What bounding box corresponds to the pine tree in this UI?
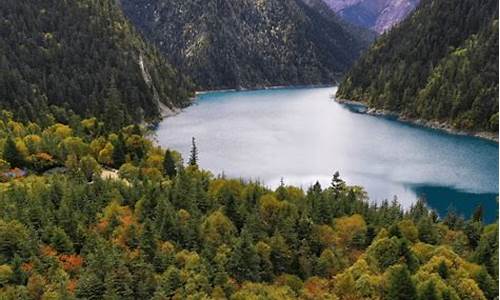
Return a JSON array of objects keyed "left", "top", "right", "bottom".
[
  {"left": 163, "top": 149, "right": 177, "bottom": 178},
  {"left": 331, "top": 171, "right": 345, "bottom": 194},
  {"left": 386, "top": 264, "right": 417, "bottom": 300},
  {"left": 140, "top": 219, "right": 157, "bottom": 263},
  {"left": 437, "top": 261, "right": 449, "bottom": 279},
  {"left": 76, "top": 272, "right": 105, "bottom": 300},
  {"left": 472, "top": 204, "right": 484, "bottom": 222},
  {"left": 228, "top": 230, "right": 260, "bottom": 282},
  {"left": 112, "top": 133, "right": 126, "bottom": 168},
  {"left": 475, "top": 267, "right": 497, "bottom": 300},
  {"left": 50, "top": 227, "right": 74, "bottom": 253},
  {"left": 188, "top": 137, "right": 198, "bottom": 166},
  {"left": 104, "top": 265, "right": 134, "bottom": 300},
  {"left": 418, "top": 280, "right": 440, "bottom": 300},
  {"left": 3, "top": 137, "right": 23, "bottom": 168},
  {"left": 158, "top": 266, "right": 182, "bottom": 297}
]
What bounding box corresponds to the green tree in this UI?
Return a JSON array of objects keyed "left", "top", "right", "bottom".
[
  {"left": 158, "top": 266, "right": 182, "bottom": 297},
  {"left": 104, "top": 265, "right": 134, "bottom": 300},
  {"left": 80, "top": 155, "right": 101, "bottom": 181},
  {"left": 331, "top": 171, "right": 345, "bottom": 195},
  {"left": 3, "top": 137, "right": 23, "bottom": 168},
  {"left": 163, "top": 149, "right": 177, "bottom": 178},
  {"left": 112, "top": 133, "right": 126, "bottom": 168},
  {"left": 0, "top": 220, "right": 29, "bottom": 264},
  {"left": 438, "top": 260, "right": 449, "bottom": 279},
  {"left": 474, "top": 267, "right": 497, "bottom": 300},
  {"left": 472, "top": 205, "right": 484, "bottom": 223},
  {"left": 188, "top": 137, "right": 198, "bottom": 166},
  {"left": 140, "top": 219, "right": 157, "bottom": 263},
  {"left": 76, "top": 272, "right": 105, "bottom": 300},
  {"left": 418, "top": 280, "right": 440, "bottom": 300},
  {"left": 50, "top": 227, "right": 74, "bottom": 253},
  {"left": 228, "top": 231, "right": 260, "bottom": 282},
  {"left": 417, "top": 218, "right": 439, "bottom": 244},
  {"left": 386, "top": 264, "right": 417, "bottom": 300}
]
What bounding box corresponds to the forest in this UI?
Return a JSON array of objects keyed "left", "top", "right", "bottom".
[
  {"left": 336, "top": 0, "right": 499, "bottom": 132},
  {"left": 0, "top": 111, "right": 496, "bottom": 299},
  {"left": 0, "top": 0, "right": 194, "bottom": 130},
  {"left": 119, "top": 0, "right": 375, "bottom": 90},
  {"left": 0, "top": 0, "right": 498, "bottom": 299}
]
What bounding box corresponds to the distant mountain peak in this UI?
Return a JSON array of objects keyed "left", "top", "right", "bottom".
[{"left": 323, "top": 0, "right": 419, "bottom": 33}]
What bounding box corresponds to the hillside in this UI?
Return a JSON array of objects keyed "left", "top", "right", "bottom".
[
  {"left": 0, "top": 112, "right": 497, "bottom": 299},
  {"left": 119, "top": 0, "right": 374, "bottom": 90},
  {"left": 323, "top": 0, "right": 419, "bottom": 33},
  {"left": 336, "top": 0, "right": 499, "bottom": 133},
  {"left": 0, "top": 0, "right": 194, "bottom": 130}
]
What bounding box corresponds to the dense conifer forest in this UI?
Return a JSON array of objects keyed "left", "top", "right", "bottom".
[
  {"left": 0, "top": 0, "right": 498, "bottom": 299},
  {"left": 119, "top": 0, "right": 375, "bottom": 90},
  {"left": 0, "top": 112, "right": 496, "bottom": 299},
  {"left": 336, "top": 0, "right": 499, "bottom": 132},
  {"left": 0, "top": 0, "right": 194, "bottom": 130}
]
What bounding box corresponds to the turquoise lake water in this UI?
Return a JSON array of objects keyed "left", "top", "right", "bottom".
[{"left": 156, "top": 87, "right": 499, "bottom": 223}]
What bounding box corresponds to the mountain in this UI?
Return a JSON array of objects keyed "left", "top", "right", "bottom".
[
  {"left": 119, "top": 0, "right": 374, "bottom": 90},
  {"left": 336, "top": 0, "right": 499, "bottom": 133},
  {"left": 323, "top": 0, "right": 419, "bottom": 33},
  {"left": 0, "top": 0, "right": 194, "bottom": 130}
]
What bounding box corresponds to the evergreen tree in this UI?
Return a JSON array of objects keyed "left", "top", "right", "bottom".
[
  {"left": 465, "top": 221, "right": 483, "bottom": 249},
  {"left": 417, "top": 218, "right": 439, "bottom": 244},
  {"left": 437, "top": 261, "right": 449, "bottom": 279},
  {"left": 158, "top": 266, "right": 182, "bottom": 297},
  {"left": 163, "top": 149, "right": 177, "bottom": 178},
  {"left": 475, "top": 267, "right": 498, "bottom": 300},
  {"left": 140, "top": 219, "right": 157, "bottom": 263},
  {"left": 76, "top": 272, "right": 105, "bottom": 300},
  {"left": 331, "top": 171, "right": 345, "bottom": 195},
  {"left": 418, "top": 280, "right": 440, "bottom": 300},
  {"left": 386, "top": 264, "right": 417, "bottom": 300},
  {"left": 112, "top": 133, "right": 126, "bottom": 168},
  {"left": 104, "top": 265, "right": 134, "bottom": 300},
  {"left": 3, "top": 137, "right": 23, "bottom": 168},
  {"left": 472, "top": 205, "right": 484, "bottom": 223},
  {"left": 50, "top": 227, "right": 74, "bottom": 253},
  {"left": 228, "top": 230, "right": 260, "bottom": 282},
  {"left": 188, "top": 137, "right": 198, "bottom": 166}
]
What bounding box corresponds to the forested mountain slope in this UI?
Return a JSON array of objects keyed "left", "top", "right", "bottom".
[
  {"left": 336, "top": 0, "right": 499, "bottom": 133},
  {"left": 0, "top": 112, "right": 497, "bottom": 299},
  {"left": 119, "top": 0, "right": 373, "bottom": 90},
  {"left": 0, "top": 0, "right": 193, "bottom": 130}
]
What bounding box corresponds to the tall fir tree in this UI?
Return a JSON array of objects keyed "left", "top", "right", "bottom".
[
  {"left": 163, "top": 149, "right": 177, "bottom": 178},
  {"left": 188, "top": 137, "right": 198, "bottom": 167},
  {"left": 112, "top": 133, "right": 126, "bottom": 168},
  {"left": 228, "top": 230, "right": 261, "bottom": 282}
]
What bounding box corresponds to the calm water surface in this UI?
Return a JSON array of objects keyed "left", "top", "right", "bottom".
[{"left": 156, "top": 87, "right": 499, "bottom": 223}]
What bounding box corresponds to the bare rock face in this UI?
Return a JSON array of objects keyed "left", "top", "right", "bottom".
[{"left": 323, "top": 0, "right": 419, "bottom": 33}]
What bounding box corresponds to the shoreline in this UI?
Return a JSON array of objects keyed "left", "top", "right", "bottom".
[
  {"left": 156, "top": 83, "right": 335, "bottom": 123},
  {"left": 336, "top": 98, "right": 499, "bottom": 143},
  {"left": 195, "top": 83, "right": 335, "bottom": 95}
]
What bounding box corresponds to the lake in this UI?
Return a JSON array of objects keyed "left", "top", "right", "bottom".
[{"left": 156, "top": 87, "right": 499, "bottom": 223}]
